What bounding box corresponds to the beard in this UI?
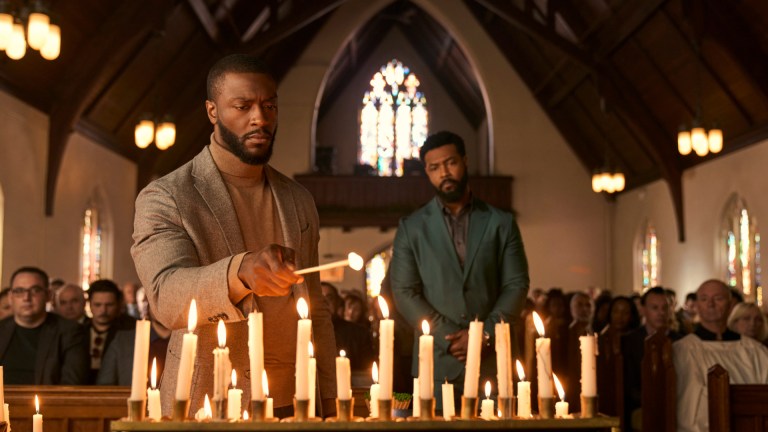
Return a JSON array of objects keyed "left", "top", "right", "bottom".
[
  {"left": 217, "top": 118, "right": 276, "bottom": 165},
  {"left": 435, "top": 171, "right": 469, "bottom": 203}
]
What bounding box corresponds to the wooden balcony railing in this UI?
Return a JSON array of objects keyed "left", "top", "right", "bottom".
[{"left": 294, "top": 175, "right": 514, "bottom": 229}]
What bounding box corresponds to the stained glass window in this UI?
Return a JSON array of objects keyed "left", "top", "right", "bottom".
[
  {"left": 723, "top": 195, "right": 762, "bottom": 305},
  {"left": 81, "top": 206, "right": 103, "bottom": 289},
  {"left": 360, "top": 59, "right": 428, "bottom": 176},
  {"left": 641, "top": 223, "right": 660, "bottom": 289}
]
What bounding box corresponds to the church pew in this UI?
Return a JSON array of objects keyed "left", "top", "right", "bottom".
[
  {"left": 640, "top": 331, "right": 675, "bottom": 432},
  {"left": 708, "top": 363, "right": 768, "bottom": 432},
  {"left": 596, "top": 325, "right": 623, "bottom": 426}
]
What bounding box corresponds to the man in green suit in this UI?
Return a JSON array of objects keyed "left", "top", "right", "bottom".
[{"left": 390, "top": 131, "right": 529, "bottom": 409}]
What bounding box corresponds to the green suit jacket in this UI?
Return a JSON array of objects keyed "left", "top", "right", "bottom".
[{"left": 390, "top": 196, "right": 529, "bottom": 387}]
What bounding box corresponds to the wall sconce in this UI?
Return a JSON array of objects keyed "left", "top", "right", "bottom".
[
  {"left": 135, "top": 114, "right": 176, "bottom": 150},
  {"left": 0, "top": 0, "right": 61, "bottom": 60}
]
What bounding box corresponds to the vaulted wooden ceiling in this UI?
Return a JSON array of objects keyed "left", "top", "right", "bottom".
[{"left": 1, "top": 0, "right": 767, "bottom": 240}]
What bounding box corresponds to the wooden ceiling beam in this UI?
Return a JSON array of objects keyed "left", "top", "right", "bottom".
[
  {"left": 187, "top": 0, "right": 220, "bottom": 43},
  {"left": 45, "top": 0, "right": 175, "bottom": 215}
]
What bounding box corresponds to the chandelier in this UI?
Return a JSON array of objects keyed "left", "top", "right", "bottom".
[
  {"left": 0, "top": 1, "right": 61, "bottom": 60},
  {"left": 135, "top": 115, "right": 176, "bottom": 150},
  {"left": 591, "top": 169, "right": 625, "bottom": 194}
]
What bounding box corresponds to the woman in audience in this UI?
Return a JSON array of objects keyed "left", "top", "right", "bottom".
[
  {"left": 728, "top": 302, "right": 768, "bottom": 345},
  {"left": 592, "top": 292, "right": 613, "bottom": 333},
  {"left": 606, "top": 296, "right": 641, "bottom": 334}
]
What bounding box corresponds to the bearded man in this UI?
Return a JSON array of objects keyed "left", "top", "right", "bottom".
[
  {"left": 131, "top": 54, "right": 336, "bottom": 418},
  {"left": 390, "top": 131, "right": 529, "bottom": 410}
]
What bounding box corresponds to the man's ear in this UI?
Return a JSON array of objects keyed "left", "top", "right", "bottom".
[{"left": 205, "top": 100, "right": 217, "bottom": 125}]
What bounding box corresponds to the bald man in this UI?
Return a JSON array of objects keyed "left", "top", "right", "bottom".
[{"left": 55, "top": 284, "right": 87, "bottom": 324}]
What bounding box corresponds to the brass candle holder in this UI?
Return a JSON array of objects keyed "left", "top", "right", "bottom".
[
  {"left": 419, "top": 398, "right": 435, "bottom": 420},
  {"left": 249, "top": 400, "right": 278, "bottom": 423},
  {"left": 366, "top": 398, "right": 393, "bottom": 421},
  {"left": 0, "top": 420, "right": 7, "bottom": 432},
  {"left": 213, "top": 399, "right": 227, "bottom": 421},
  {"left": 497, "top": 396, "right": 515, "bottom": 419},
  {"left": 127, "top": 399, "right": 146, "bottom": 422},
  {"left": 460, "top": 396, "right": 478, "bottom": 419},
  {"left": 537, "top": 396, "right": 554, "bottom": 419},
  {"left": 326, "top": 398, "right": 363, "bottom": 422},
  {"left": 172, "top": 399, "right": 191, "bottom": 421},
  {"left": 580, "top": 395, "right": 598, "bottom": 418}
]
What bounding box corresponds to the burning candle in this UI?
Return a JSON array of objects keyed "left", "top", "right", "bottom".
[
  {"left": 419, "top": 320, "right": 434, "bottom": 400},
  {"left": 336, "top": 350, "right": 351, "bottom": 401},
  {"left": 195, "top": 394, "right": 212, "bottom": 421},
  {"left": 175, "top": 300, "right": 198, "bottom": 401},
  {"left": 263, "top": 371, "right": 274, "bottom": 419},
  {"left": 295, "top": 298, "right": 312, "bottom": 401},
  {"left": 442, "top": 379, "right": 455, "bottom": 419},
  {"left": 580, "top": 334, "right": 597, "bottom": 397},
  {"left": 495, "top": 320, "right": 512, "bottom": 398},
  {"left": 33, "top": 395, "right": 42, "bottom": 432},
  {"left": 308, "top": 342, "right": 317, "bottom": 418},
  {"left": 463, "top": 319, "right": 483, "bottom": 398},
  {"left": 227, "top": 370, "right": 242, "bottom": 420},
  {"left": 369, "top": 362, "right": 380, "bottom": 418},
  {"left": 377, "top": 297, "right": 394, "bottom": 401},
  {"left": 516, "top": 360, "right": 531, "bottom": 418},
  {"left": 243, "top": 410, "right": 249, "bottom": 421},
  {"left": 147, "top": 358, "right": 162, "bottom": 420},
  {"left": 248, "top": 312, "right": 264, "bottom": 401},
  {"left": 532, "top": 312, "right": 552, "bottom": 398},
  {"left": 130, "top": 319, "right": 151, "bottom": 401},
  {"left": 480, "top": 381, "right": 495, "bottom": 420},
  {"left": 213, "top": 320, "right": 232, "bottom": 402},
  {"left": 553, "top": 374, "right": 569, "bottom": 418}
]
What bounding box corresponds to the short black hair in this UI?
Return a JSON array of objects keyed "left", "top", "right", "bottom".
[
  {"left": 685, "top": 292, "right": 697, "bottom": 302},
  {"left": 0, "top": 287, "right": 9, "bottom": 301},
  {"left": 207, "top": 54, "right": 274, "bottom": 100},
  {"left": 419, "top": 130, "right": 465, "bottom": 162},
  {"left": 88, "top": 279, "right": 122, "bottom": 303},
  {"left": 10, "top": 266, "right": 49, "bottom": 288},
  {"left": 641, "top": 286, "right": 666, "bottom": 306}
]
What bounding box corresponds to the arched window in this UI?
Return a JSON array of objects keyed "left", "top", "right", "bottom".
[
  {"left": 360, "top": 59, "right": 428, "bottom": 176},
  {"left": 639, "top": 221, "right": 660, "bottom": 290},
  {"left": 722, "top": 194, "right": 762, "bottom": 305},
  {"left": 80, "top": 200, "right": 104, "bottom": 289}
]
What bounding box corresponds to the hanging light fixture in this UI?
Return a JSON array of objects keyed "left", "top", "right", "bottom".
[
  {"left": 591, "top": 168, "right": 625, "bottom": 194},
  {"left": 135, "top": 114, "right": 176, "bottom": 150},
  {"left": 0, "top": 0, "right": 60, "bottom": 60}
]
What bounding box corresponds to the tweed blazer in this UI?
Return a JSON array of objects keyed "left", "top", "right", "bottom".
[
  {"left": 131, "top": 146, "right": 336, "bottom": 415},
  {"left": 390, "top": 197, "right": 529, "bottom": 387}
]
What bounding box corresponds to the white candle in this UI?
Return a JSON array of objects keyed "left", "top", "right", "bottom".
[
  {"left": 419, "top": 320, "right": 434, "bottom": 400},
  {"left": 3, "top": 403, "right": 8, "bottom": 429},
  {"left": 175, "top": 300, "right": 198, "bottom": 401},
  {"left": 377, "top": 297, "right": 394, "bottom": 401},
  {"left": 463, "top": 319, "right": 483, "bottom": 398},
  {"left": 532, "top": 312, "right": 552, "bottom": 398},
  {"left": 33, "top": 395, "right": 42, "bottom": 432},
  {"left": 295, "top": 298, "right": 312, "bottom": 401},
  {"left": 495, "top": 321, "right": 512, "bottom": 398},
  {"left": 336, "top": 350, "right": 351, "bottom": 401},
  {"left": 147, "top": 358, "right": 162, "bottom": 420},
  {"left": 308, "top": 343, "right": 317, "bottom": 418},
  {"left": 130, "top": 320, "right": 151, "bottom": 401},
  {"left": 480, "top": 381, "right": 495, "bottom": 420},
  {"left": 516, "top": 360, "right": 531, "bottom": 418},
  {"left": 413, "top": 377, "right": 420, "bottom": 417},
  {"left": 227, "top": 370, "right": 243, "bottom": 420},
  {"left": 0, "top": 366, "right": 4, "bottom": 421},
  {"left": 213, "top": 320, "right": 232, "bottom": 402},
  {"left": 553, "top": 373, "right": 568, "bottom": 418},
  {"left": 369, "top": 362, "right": 379, "bottom": 418},
  {"left": 580, "top": 334, "right": 597, "bottom": 397},
  {"left": 441, "top": 380, "right": 455, "bottom": 419},
  {"left": 263, "top": 371, "right": 274, "bottom": 419},
  {"left": 248, "top": 312, "right": 265, "bottom": 401}
]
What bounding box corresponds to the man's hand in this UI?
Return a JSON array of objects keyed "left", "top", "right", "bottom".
[
  {"left": 238, "top": 244, "right": 303, "bottom": 296},
  {"left": 445, "top": 328, "right": 470, "bottom": 362}
]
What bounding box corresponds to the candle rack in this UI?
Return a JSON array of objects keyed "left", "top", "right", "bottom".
[
  {"left": 497, "top": 397, "right": 515, "bottom": 419},
  {"left": 580, "top": 395, "right": 598, "bottom": 418},
  {"left": 537, "top": 396, "right": 554, "bottom": 419},
  {"left": 128, "top": 399, "right": 146, "bottom": 422},
  {"left": 172, "top": 400, "right": 190, "bottom": 421},
  {"left": 459, "top": 396, "right": 477, "bottom": 419}
]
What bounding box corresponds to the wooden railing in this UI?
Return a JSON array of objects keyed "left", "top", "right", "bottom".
[{"left": 294, "top": 175, "right": 514, "bottom": 228}]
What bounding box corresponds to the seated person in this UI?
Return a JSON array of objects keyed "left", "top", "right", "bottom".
[
  {"left": 55, "top": 283, "right": 88, "bottom": 324},
  {"left": 674, "top": 279, "right": 768, "bottom": 432},
  {"left": 320, "top": 284, "right": 373, "bottom": 370},
  {"left": 727, "top": 302, "right": 768, "bottom": 345},
  {"left": 0, "top": 288, "right": 12, "bottom": 320},
  {"left": 0, "top": 266, "right": 89, "bottom": 384}
]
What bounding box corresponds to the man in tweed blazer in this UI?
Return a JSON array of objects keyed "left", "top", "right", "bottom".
[{"left": 131, "top": 54, "right": 336, "bottom": 418}]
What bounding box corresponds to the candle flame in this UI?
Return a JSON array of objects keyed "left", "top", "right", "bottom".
[
  {"left": 348, "top": 252, "right": 364, "bottom": 271},
  {"left": 553, "top": 373, "right": 565, "bottom": 401},
  {"left": 297, "top": 297, "right": 309, "bottom": 319},
  {"left": 243, "top": 410, "right": 249, "bottom": 421},
  {"left": 151, "top": 357, "right": 157, "bottom": 389},
  {"left": 262, "top": 370, "right": 270, "bottom": 397},
  {"left": 340, "top": 349, "right": 346, "bottom": 358},
  {"left": 217, "top": 319, "right": 226, "bottom": 348},
  {"left": 421, "top": 320, "right": 430, "bottom": 335},
  {"left": 377, "top": 296, "right": 389, "bottom": 319},
  {"left": 35, "top": 394, "right": 40, "bottom": 413},
  {"left": 485, "top": 381, "right": 491, "bottom": 399},
  {"left": 308, "top": 341, "right": 314, "bottom": 358},
  {"left": 188, "top": 299, "right": 197, "bottom": 333},
  {"left": 203, "top": 394, "right": 212, "bottom": 418},
  {"left": 516, "top": 359, "right": 525, "bottom": 381},
  {"left": 231, "top": 369, "right": 237, "bottom": 387},
  {"left": 532, "top": 312, "right": 545, "bottom": 337},
  {"left": 372, "top": 361, "right": 379, "bottom": 384}
]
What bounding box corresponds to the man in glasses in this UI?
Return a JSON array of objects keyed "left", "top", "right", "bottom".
[{"left": 0, "top": 266, "right": 89, "bottom": 384}]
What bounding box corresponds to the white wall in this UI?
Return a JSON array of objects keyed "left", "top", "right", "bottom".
[{"left": 613, "top": 139, "right": 768, "bottom": 298}]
